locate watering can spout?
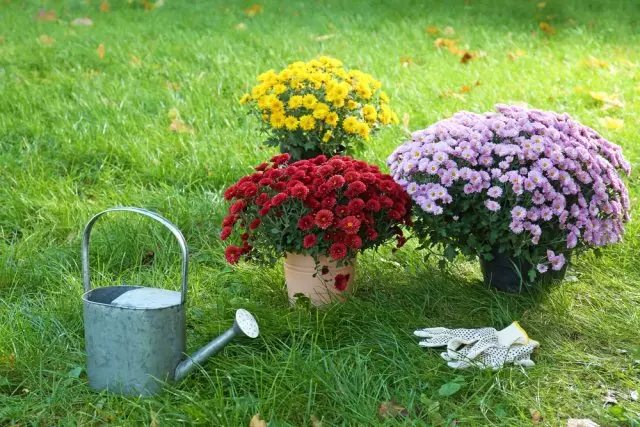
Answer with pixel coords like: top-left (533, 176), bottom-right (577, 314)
top-left (174, 309), bottom-right (259, 382)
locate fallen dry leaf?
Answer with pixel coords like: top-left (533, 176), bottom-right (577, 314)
top-left (99, 0), bottom-right (110, 13)
top-left (235, 22), bottom-right (247, 31)
top-left (460, 81), bottom-right (480, 93)
top-left (313, 34), bottom-right (334, 42)
top-left (311, 415), bottom-right (322, 427)
top-left (581, 56), bottom-right (610, 68)
top-left (35, 9), bottom-right (57, 21)
top-left (168, 108), bottom-right (194, 134)
top-left (589, 91), bottom-right (623, 109)
top-left (434, 37), bottom-right (457, 49)
top-left (567, 419), bottom-right (599, 427)
top-left (71, 17), bottom-right (94, 26)
top-left (443, 26), bottom-right (455, 36)
top-left (400, 56), bottom-right (413, 67)
top-left (460, 51), bottom-right (475, 64)
top-left (530, 408), bottom-right (543, 424)
top-left (0, 353), bottom-right (16, 370)
top-left (150, 410), bottom-right (159, 427)
top-left (0, 36), bottom-right (5, 44)
top-left (130, 54), bottom-right (142, 66)
top-left (426, 25), bottom-right (439, 35)
top-left (378, 400), bottom-right (409, 419)
top-left (537, 2), bottom-right (546, 8)
top-left (142, 0), bottom-right (162, 11)
top-left (249, 413), bottom-right (267, 427)
top-left (245, 4), bottom-right (263, 17)
top-left (96, 43), bottom-right (106, 59)
top-left (39, 34), bottom-right (55, 46)
top-left (508, 49), bottom-right (526, 60)
top-left (539, 22), bottom-right (555, 34)
top-left (164, 81), bottom-right (181, 90)
top-left (599, 117), bottom-right (624, 130)
top-left (402, 113), bottom-right (410, 130)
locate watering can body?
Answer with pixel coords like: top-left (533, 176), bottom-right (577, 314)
top-left (81, 207), bottom-right (259, 396)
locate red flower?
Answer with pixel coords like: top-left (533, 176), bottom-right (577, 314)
top-left (345, 181), bottom-right (367, 197)
top-left (303, 234), bottom-right (317, 248)
top-left (329, 242), bottom-right (348, 260)
top-left (344, 170), bottom-right (361, 182)
top-left (321, 266), bottom-right (330, 275)
top-left (271, 192), bottom-right (288, 206)
top-left (238, 182), bottom-right (258, 198)
top-left (258, 202), bottom-right (272, 216)
top-left (379, 179), bottom-right (396, 193)
top-left (306, 198), bottom-right (321, 210)
top-left (255, 193), bottom-right (269, 206)
top-left (340, 216), bottom-right (361, 234)
top-left (318, 165), bottom-right (334, 177)
top-left (258, 178), bottom-right (273, 187)
top-left (222, 215), bottom-right (238, 227)
top-left (348, 198), bottom-right (365, 214)
top-left (365, 199), bottom-right (381, 212)
top-left (387, 210), bottom-right (403, 220)
top-left (230, 200), bottom-right (246, 214)
top-left (380, 196), bottom-right (394, 208)
top-left (255, 162), bottom-right (269, 172)
top-left (346, 234), bottom-right (362, 249)
top-left (334, 205), bottom-right (349, 217)
top-left (249, 218), bottom-right (261, 230)
top-left (321, 197), bottom-right (337, 209)
top-left (223, 185), bottom-right (237, 201)
top-left (224, 245), bottom-right (242, 264)
top-left (327, 158), bottom-right (345, 171)
top-left (289, 184), bottom-right (310, 199)
top-left (240, 232), bottom-right (249, 241)
top-left (271, 153), bottom-right (290, 166)
top-left (272, 182), bottom-right (287, 192)
top-left (334, 273), bottom-right (350, 291)
top-left (220, 226), bottom-right (232, 240)
top-left (327, 175), bottom-right (346, 189)
top-left (241, 241), bottom-right (253, 254)
top-left (313, 155), bottom-right (327, 165)
top-left (396, 235), bottom-right (407, 248)
top-left (314, 209), bottom-right (334, 229)
top-left (366, 228), bottom-right (378, 241)
top-left (360, 172), bottom-right (377, 184)
top-left (298, 215), bottom-right (314, 231)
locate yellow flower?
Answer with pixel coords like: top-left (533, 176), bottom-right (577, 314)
top-left (288, 95), bottom-right (303, 109)
top-left (380, 91), bottom-right (390, 104)
top-left (239, 93), bottom-right (251, 104)
top-left (325, 112), bottom-right (339, 127)
top-left (326, 82), bottom-right (350, 102)
top-left (258, 69), bottom-right (277, 82)
top-left (347, 100), bottom-right (359, 110)
top-left (257, 94), bottom-right (276, 109)
top-left (302, 94), bottom-right (317, 109)
top-left (284, 116), bottom-right (299, 130)
top-left (357, 122), bottom-right (370, 140)
top-left (362, 104), bottom-right (377, 122)
top-left (299, 115), bottom-right (316, 131)
top-left (357, 85), bottom-right (373, 100)
top-left (251, 84), bottom-right (267, 100)
top-left (391, 111), bottom-right (399, 124)
top-left (322, 130), bottom-right (332, 143)
top-left (380, 104), bottom-right (392, 125)
top-left (270, 112), bottom-right (286, 128)
top-left (270, 99), bottom-right (284, 112)
top-left (272, 84), bottom-right (287, 95)
top-left (262, 113), bottom-right (269, 122)
top-left (312, 103), bottom-right (330, 120)
top-left (342, 116), bottom-right (359, 134)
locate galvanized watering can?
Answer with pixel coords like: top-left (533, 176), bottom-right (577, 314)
top-left (81, 207), bottom-right (259, 396)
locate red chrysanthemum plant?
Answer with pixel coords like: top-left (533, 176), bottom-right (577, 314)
top-left (220, 154), bottom-right (413, 290)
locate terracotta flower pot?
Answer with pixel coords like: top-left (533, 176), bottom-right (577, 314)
top-left (283, 252), bottom-right (356, 306)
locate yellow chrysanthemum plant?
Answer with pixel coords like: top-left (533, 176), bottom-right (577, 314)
top-left (239, 56), bottom-right (399, 161)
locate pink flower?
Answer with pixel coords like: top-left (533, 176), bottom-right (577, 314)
top-left (484, 200), bottom-right (501, 212)
top-left (487, 186), bottom-right (503, 198)
top-left (536, 263), bottom-right (548, 273)
top-left (511, 206), bottom-right (526, 220)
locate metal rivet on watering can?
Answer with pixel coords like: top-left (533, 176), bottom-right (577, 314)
top-left (81, 207), bottom-right (260, 396)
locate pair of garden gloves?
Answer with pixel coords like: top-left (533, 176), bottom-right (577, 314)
top-left (414, 321), bottom-right (539, 370)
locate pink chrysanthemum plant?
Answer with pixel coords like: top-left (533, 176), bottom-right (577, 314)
top-left (388, 104), bottom-right (631, 283)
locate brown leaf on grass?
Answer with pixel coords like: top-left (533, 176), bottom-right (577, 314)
top-left (581, 56), bottom-right (610, 68)
top-left (71, 17), bottom-right (94, 26)
top-left (400, 56), bottom-right (413, 67)
top-left (0, 36), bottom-right (5, 44)
top-left (426, 25), bottom-right (439, 35)
top-left (0, 353), bottom-right (16, 370)
top-left (164, 81), bottom-right (181, 90)
top-left (142, 0), bottom-right (163, 11)
top-left (599, 117), bottom-right (624, 130)
top-left (245, 4), bottom-right (263, 17)
top-left (313, 34), bottom-right (335, 42)
top-left (434, 37), bottom-right (457, 49)
top-left (99, 0), bottom-right (110, 13)
top-left (508, 49), bottom-right (526, 60)
top-left (35, 9), bottom-right (57, 21)
top-left (97, 43), bottom-right (105, 59)
top-left (39, 34), bottom-right (55, 46)
top-left (249, 414), bottom-right (267, 427)
top-left (441, 89), bottom-right (467, 102)
top-left (130, 54), bottom-right (142, 66)
top-left (402, 113), bottom-right (410, 130)
top-left (460, 81), bottom-right (480, 93)
top-left (443, 26), bottom-right (455, 36)
top-left (530, 408), bottom-right (543, 424)
top-left (537, 2), bottom-right (546, 8)
top-left (378, 400), bottom-right (409, 419)
top-left (588, 91), bottom-right (623, 109)
top-left (235, 22), bottom-right (247, 31)
top-left (460, 51), bottom-right (475, 64)
top-left (169, 119), bottom-right (193, 134)
top-left (311, 415), bottom-right (322, 427)
top-left (539, 22), bottom-right (555, 34)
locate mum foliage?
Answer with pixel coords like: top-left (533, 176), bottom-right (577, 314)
top-left (239, 56), bottom-right (399, 160)
top-left (388, 105), bottom-right (631, 278)
top-left (221, 154), bottom-right (412, 266)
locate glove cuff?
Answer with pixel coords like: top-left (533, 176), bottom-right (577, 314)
top-left (497, 321), bottom-right (531, 347)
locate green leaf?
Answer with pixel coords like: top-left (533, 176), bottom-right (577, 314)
top-left (0, 376), bottom-right (10, 386)
top-left (438, 259), bottom-right (447, 270)
top-left (608, 405), bottom-right (627, 421)
top-left (67, 366), bottom-right (83, 379)
top-left (528, 268), bottom-right (537, 282)
top-left (444, 245), bottom-right (457, 262)
top-left (438, 381), bottom-right (463, 397)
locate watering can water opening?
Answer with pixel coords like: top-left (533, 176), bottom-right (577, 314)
top-left (81, 207), bottom-right (259, 396)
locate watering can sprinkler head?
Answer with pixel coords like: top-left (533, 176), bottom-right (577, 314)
top-left (174, 309), bottom-right (260, 382)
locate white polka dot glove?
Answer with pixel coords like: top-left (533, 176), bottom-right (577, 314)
top-left (415, 322), bottom-right (539, 370)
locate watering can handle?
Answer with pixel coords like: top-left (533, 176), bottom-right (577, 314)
top-left (81, 207), bottom-right (188, 304)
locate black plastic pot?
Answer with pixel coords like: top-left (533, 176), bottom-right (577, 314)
top-left (479, 250), bottom-right (569, 293)
top-left (279, 142), bottom-right (345, 162)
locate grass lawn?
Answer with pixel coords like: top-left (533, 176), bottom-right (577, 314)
top-left (1, 0), bottom-right (639, 425)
